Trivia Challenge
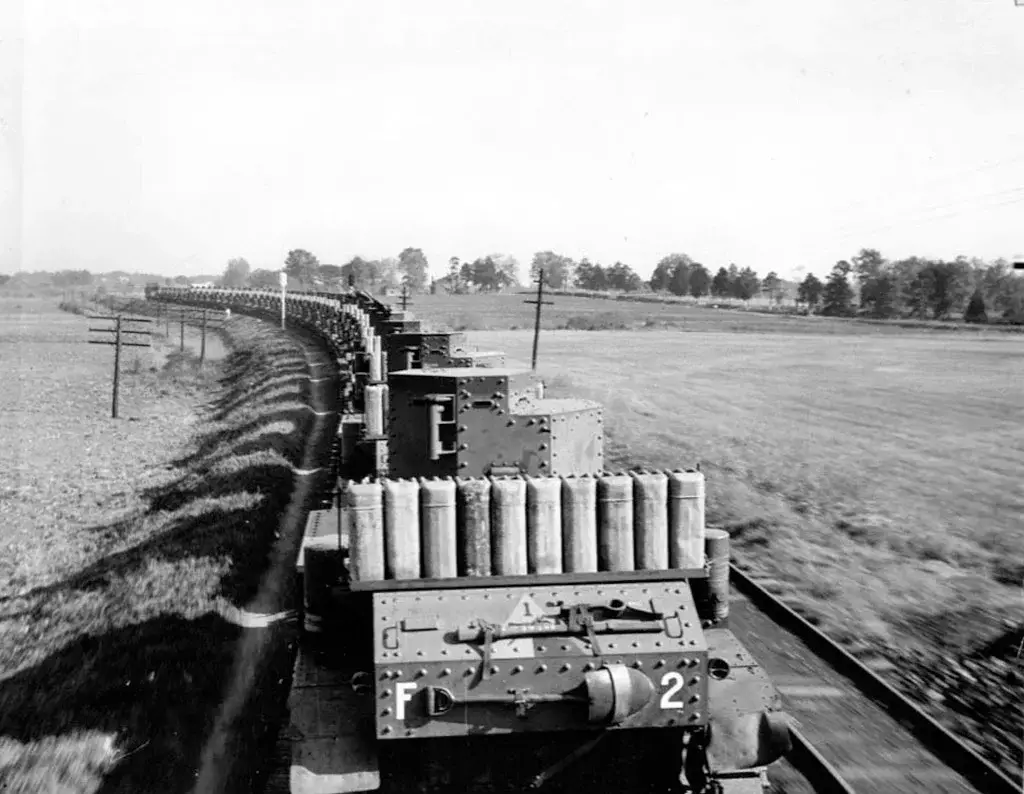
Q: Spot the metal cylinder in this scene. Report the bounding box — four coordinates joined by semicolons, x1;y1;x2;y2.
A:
365;384;386;436
456;478;491;577
369;334;383;382
597;474;635;572
302;539;340;634
346;481;384;582
667;469;705;569
419;478;457;579
382;479;421;579
491;477;528;575
631;471;669;570
526;477;563;574
705;528;730;622
562;475;598;573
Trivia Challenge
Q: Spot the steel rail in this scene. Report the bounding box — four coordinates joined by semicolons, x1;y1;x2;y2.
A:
787;727;858;794
730;564;1020;794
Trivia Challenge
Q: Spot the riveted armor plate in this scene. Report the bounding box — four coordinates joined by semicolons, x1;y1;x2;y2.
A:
372;580;709;738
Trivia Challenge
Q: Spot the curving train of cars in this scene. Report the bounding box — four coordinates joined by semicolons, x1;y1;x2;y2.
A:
145;283;792;794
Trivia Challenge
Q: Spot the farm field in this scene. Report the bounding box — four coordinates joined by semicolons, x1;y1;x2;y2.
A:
393;290;1022;336
0;298;309;793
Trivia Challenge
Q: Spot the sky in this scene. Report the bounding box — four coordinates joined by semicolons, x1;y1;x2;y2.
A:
3;0;1024;282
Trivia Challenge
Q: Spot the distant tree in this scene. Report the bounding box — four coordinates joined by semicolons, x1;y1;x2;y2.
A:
530;251;574;289
734;267;761;301
869;274;898;318
821;261;854;316
726;264;741;299
797;273;824;309
649;258;676;292
964;290;988;324
575;259;607;291
688;264;711;298
341;256;375;291
761;271;783;305
852;248;886;311
929;259;972;319
710;267;731;298
446;257;464;294
650;254;695;295
605;262;643;291
458;261;474;290
489;254;520;288
222;257;251;288
248;269;280;289
285;249;320;287
173;275;190;286
372;257;402;293
465;256;515;292
0;274;10;287
398;247;429;292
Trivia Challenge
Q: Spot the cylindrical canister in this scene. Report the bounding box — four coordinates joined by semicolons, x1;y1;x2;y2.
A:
365;384;386;436
419;478;458;579
369;334;383;382
597;474;635;572
562;476;598;573
456;478;492;577
631;471;669;570
382;479;421;579
704;529;730;622
526;477;563;574
346;481;384;582
667;470;705;569
491;477;528;575
303;539;341;634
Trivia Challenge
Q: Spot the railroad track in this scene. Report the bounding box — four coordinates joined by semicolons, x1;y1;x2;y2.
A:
729;563;1021;794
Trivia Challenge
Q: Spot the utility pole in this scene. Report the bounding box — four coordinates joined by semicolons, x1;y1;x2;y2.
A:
523;269;554;371
280;270;287;330
88;314;152;419
200;309;207;365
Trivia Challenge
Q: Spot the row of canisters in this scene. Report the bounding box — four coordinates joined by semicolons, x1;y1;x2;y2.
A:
341;470;706;582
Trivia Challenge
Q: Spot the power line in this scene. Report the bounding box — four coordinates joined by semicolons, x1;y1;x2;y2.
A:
833;190;1024;241
825;144;1024;218
833;184;1024;237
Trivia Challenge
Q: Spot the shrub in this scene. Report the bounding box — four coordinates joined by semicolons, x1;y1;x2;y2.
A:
964;291;987;324
560;312;630;331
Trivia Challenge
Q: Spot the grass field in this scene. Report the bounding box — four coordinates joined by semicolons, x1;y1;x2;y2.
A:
392;291;1023;336
0;298;312;793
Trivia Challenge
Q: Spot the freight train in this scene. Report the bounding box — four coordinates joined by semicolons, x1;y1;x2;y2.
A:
145;284;792;794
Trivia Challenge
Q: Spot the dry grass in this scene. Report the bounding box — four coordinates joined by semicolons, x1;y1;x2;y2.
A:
392;291;1022;336
0;300;313;794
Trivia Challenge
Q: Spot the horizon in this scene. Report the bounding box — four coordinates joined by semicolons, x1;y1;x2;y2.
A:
3;1;1024;282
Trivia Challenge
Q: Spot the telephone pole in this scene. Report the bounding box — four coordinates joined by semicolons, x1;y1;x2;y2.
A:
88;314;152;418
523;269;553;371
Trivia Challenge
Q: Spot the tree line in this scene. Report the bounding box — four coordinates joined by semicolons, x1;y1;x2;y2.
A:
795;250;1024;322
215;246;1024;323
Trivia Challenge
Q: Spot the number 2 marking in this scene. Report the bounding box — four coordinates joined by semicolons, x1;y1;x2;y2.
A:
659;672;686;709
